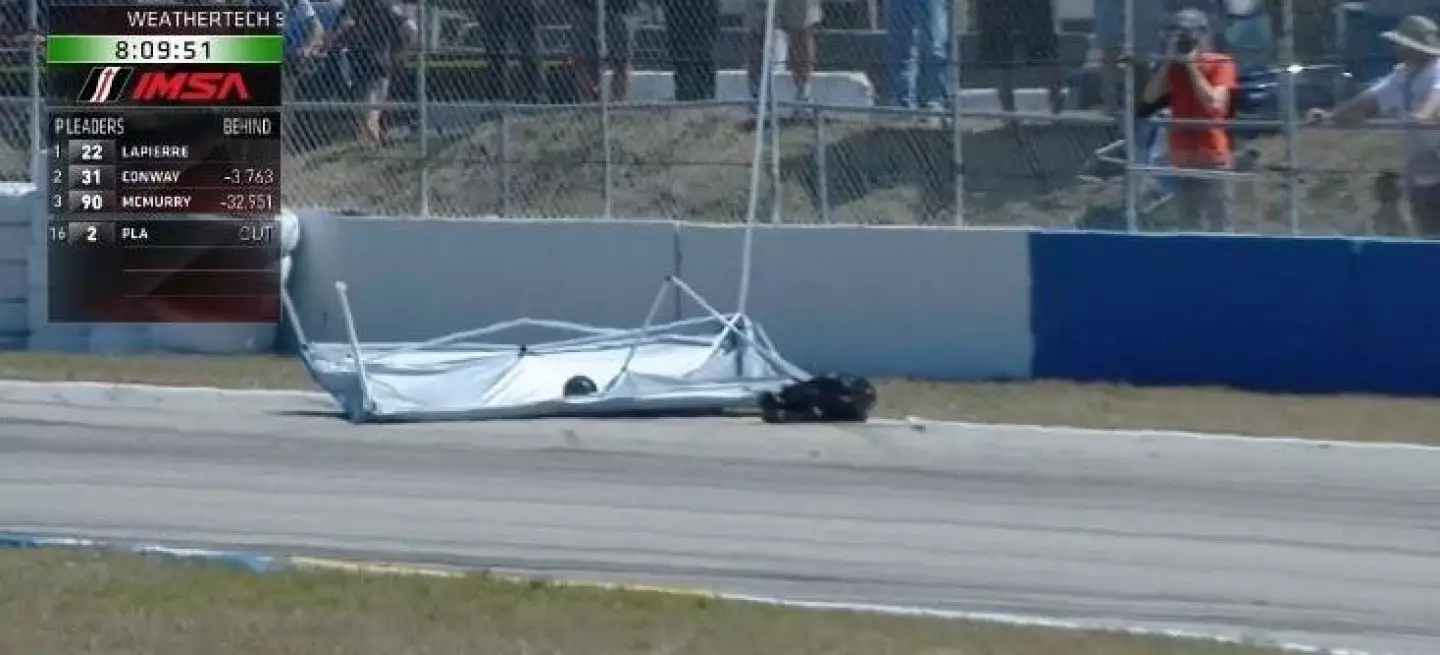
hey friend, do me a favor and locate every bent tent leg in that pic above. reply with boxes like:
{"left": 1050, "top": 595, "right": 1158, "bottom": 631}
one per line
{"left": 334, "top": 281, "right": 373, "bottom": 423}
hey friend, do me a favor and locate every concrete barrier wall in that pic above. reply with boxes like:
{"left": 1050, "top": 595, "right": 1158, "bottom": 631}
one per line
{"left": 289, "top": 218, "right": 1440, "bottom": 395}
{"left": 676, "top": 224, "right": 1034, "bottom": 379}
{"left": 13, "top": 205, "right": 1440, "bottom": 397}
{"left": 0, "top": 183, "right": 31, "bottom": 349}
{"left": 290, "top": 215, "right": 679, "bottom": 344}
{"left": 287, "top": 218, "right": 1036, "bottom": 380}
{"left": 1028, "top": 232, "right": 1440, "bottom": 396}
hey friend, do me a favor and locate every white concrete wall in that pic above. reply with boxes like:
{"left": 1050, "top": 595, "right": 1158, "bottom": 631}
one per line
{"left": 287, "top": 217, "right": 1035, "bottom": 380}
{"left": 0, "top": 183, "right": 29, "bottom": 349}
{"left": 291, "top": 215, "right": 679, "bottom": 344}
{"left": 675, "top": 224, "right": 1033, "bottom": 379}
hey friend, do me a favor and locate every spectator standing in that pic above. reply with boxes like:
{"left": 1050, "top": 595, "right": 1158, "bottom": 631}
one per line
{"left": 745, "top": 0, "right": 822, "bottom": 119}
{"left": 477, "top": 0, "right": 541, "bottom": 103}
{"left": 976, "top": 0, "right": 1063, "bottom": 114}
{"left": 1308, "top": 15, "right": 1440, "bottom": 238}
{"left": 1142, "top": 8, "right": 1237, "bottom": 231}
{"left": 1094, "top": 0, "right": 1226, "bottom": 116}
{"left": 883, "top": 0, "right": 949, "bottom": 111}
{"left": 570, "top": 0, "right": 636, "bottom": 102}
{"left": 286, "top": 0, "right": 327, "bottom": 58}
{"left": 660, "top": 0, "right": 719, "bottom": 101}
{"left": 316, "top": 0, "right": 418, "bottom": 143}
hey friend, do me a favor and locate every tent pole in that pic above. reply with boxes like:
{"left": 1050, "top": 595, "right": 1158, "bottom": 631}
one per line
{"left": 672, "top": 276, "right": 803, "bottom": 382}
{"left": 280, "top": 287, "right": 309, "bottom": 349}
{"left": 604, "top": 280, "right": 674, "bottom": 393}
{"left": 737, "top": 0, "right": 779, "bottom": 315}
{"left": 334, "top": 281, "right": 373, "bottom": 422}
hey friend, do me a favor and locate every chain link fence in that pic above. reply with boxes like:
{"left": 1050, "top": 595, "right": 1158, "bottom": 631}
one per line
{"left": 0, "top": 0, "right": 1429, "bottom": 234}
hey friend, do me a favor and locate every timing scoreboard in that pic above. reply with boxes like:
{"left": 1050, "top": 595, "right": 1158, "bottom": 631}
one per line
{"left": 45, "top": 2, "right": 284, "bottom": 323}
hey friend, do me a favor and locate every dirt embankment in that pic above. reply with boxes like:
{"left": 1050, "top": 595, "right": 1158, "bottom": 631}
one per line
{"left": 280, "top": 104, "right": 1402, "bottom": 236}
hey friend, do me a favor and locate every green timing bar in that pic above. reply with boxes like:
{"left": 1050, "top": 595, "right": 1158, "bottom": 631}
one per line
{"left": 47, "top": 35, "right": 284, "bottom": 65}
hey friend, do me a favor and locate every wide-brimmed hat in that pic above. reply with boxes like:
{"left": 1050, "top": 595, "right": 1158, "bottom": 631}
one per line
{"left": 1381, "top": 15, "right": 1440, "bottom": 57}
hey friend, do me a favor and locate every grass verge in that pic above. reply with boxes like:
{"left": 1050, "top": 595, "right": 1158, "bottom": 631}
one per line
{"left": 1, "top": 352, "right": 1437, "bottom": 444}
{"left": 0, "top": 550, "right": 1285, "bottom": 655}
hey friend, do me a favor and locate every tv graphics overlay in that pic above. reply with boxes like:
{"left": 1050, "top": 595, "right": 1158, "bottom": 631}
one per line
{"left": 46, "top": 2, "right": 284, "bottom": 324}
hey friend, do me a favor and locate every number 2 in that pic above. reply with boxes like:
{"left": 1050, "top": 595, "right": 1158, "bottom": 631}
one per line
{"left": 85, "top": 225, "right": 97, "bottom": 242}
{"left": 51, "top": 168, "right": 61, "bottom": 184}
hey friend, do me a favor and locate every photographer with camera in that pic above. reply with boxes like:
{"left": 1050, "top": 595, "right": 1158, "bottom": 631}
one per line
{"left": 1143, "top": 8, "right": 1238, "bottom": 232}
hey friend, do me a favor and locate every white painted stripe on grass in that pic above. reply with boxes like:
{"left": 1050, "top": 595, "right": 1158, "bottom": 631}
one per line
{"left": 286, "top": 557, "right": 1384, "bottom": 655}
{"left": 877, "top": 416, "right": 1440, "bottom": 453}
{"left": 716, "top": 594, "right": 1388, "bottom": 655}
{"left": 0, "top": 379, "right": 327, "bottom": 401}
{"left": 0, "top": 533, "right": 1387, "bottom": 655}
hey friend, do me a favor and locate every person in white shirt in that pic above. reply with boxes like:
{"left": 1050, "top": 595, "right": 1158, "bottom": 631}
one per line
{"left": 1309, "top": 15, "right": 1440, "bottom": 237}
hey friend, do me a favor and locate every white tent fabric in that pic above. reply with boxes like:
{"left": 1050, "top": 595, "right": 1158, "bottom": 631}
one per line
{"left": 296, "top": 0, "right": 807, "bottom": 424}
{"left": 291, "top": 278, "right": 808, "bottom": 423}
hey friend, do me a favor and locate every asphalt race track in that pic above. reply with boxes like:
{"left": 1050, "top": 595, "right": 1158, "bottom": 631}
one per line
{"left": 1, "top": 382, "right": 1437, "bottom": 655}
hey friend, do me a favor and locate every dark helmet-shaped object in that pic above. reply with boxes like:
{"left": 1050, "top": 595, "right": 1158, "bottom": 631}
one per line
{"left": 563, "top": 375, "right": 598, "bottom": 397}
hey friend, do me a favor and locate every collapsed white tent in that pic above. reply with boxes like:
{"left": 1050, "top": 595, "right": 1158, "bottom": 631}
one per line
{"left": 288, "top": 277, "right": 808, "bottom": 423}
{"left": 293, "top": 0, "right": 809, "bottom": 423}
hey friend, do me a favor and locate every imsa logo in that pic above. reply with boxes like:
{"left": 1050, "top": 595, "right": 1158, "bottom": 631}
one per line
{"left": 76, "top": 67, "right": 254, "bottom": 104}
{"left": 77, "top": 66, "right": 134, "bottom": 104}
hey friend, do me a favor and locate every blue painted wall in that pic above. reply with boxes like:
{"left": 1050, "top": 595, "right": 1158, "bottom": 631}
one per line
{"left": 1029, "top": 232, "right": 1440, "bottom": 396}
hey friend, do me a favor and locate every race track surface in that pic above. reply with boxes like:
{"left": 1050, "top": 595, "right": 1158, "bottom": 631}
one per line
{"left": 1, "top": 382, "right": 1436, "bottom": 655}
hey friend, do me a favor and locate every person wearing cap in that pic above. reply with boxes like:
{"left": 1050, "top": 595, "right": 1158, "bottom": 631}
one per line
{"left": 1309, "top": 15, "right": 1440, "bottom": 237}
{"left": 1094, "top": 0, "right": 1227, "bottom": 116}
{"left": 1142, "top": 8, "right": 1238, "bottom": 231}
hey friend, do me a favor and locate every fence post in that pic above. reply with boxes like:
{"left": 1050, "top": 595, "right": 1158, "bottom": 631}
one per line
{"left": 769, "top": 38, "right": 782, "bottom": 225}
{"left": 499, "top": 108, "right": 511, "bottom": 217}
{"left": 1121, "top": 0, "right": 1139, "bottom": 232}
{"left": 1281, "top": 0, "right": 1300, "bottom": 234}
{"left": 599, "top": 0, "right": 615, "bottom": 219}
{"left": 418, "top": 0, "right": 431, "bottom": 219}
{"left": 814, "top": 106, "right": 830, "bottom": 223}
{"left": 28, "top": 0, "right": 41, "bottom": 185}
{"left": 950, "top": 0, "right": 964, "bottom": 226}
